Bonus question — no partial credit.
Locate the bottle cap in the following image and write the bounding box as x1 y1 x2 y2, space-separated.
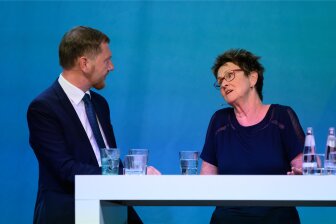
307 127 313 135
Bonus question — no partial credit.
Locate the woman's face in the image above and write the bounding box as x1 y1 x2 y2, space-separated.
217 62 256 105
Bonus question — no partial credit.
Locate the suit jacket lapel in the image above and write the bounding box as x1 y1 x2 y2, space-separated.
52 81 84 131
51 80 99 164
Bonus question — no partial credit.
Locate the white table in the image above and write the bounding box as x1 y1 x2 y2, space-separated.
75 175 336 224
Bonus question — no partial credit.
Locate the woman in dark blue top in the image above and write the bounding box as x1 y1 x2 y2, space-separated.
200 49 305 224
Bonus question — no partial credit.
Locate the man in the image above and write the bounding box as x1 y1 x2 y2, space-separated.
27 26 153 223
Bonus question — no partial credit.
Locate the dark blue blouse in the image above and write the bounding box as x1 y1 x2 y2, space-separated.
200 104 305 223
201 104 305 174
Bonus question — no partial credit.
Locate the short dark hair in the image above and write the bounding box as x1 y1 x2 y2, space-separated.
212 49 265 101
59 26 110 69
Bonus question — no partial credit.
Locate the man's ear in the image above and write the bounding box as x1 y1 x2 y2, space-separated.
78 56 89 72
249 71 258 87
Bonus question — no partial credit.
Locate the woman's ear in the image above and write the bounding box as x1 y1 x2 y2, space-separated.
249 71 258 88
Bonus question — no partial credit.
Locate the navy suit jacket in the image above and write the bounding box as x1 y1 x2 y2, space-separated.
27 80 125 223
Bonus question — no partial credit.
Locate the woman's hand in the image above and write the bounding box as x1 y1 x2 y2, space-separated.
287 167 302 175
288 153 303 175
200 161 218 175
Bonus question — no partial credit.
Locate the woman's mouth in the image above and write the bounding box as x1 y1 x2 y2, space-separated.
225 89 233 95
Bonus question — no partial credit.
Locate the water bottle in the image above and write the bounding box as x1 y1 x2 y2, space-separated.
324 127 336 175
302 127 317 175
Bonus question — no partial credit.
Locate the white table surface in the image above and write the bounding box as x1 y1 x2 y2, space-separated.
75 175 336 223
75 175 336 206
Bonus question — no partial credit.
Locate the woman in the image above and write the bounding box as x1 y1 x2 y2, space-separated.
200 49 304 224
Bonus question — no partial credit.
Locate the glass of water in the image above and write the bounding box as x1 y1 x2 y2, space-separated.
325 151 336 175
129 149 149 174
179 151 199 175
129 149 149 162
123 154 147 175
100 148 120 175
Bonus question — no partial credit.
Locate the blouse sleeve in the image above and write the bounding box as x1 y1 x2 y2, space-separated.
281 106 305 161
200 112 219 167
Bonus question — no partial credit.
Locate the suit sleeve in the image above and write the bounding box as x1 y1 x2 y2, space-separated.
27 99 101 185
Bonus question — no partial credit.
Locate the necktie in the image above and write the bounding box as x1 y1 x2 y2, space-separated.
82 94 106 149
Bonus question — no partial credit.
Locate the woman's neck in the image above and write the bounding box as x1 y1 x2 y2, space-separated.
233 99 269 127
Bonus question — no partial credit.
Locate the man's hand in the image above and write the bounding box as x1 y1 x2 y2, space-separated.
147 166 161 175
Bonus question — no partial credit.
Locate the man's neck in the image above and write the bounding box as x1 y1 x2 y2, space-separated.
62 70 91 92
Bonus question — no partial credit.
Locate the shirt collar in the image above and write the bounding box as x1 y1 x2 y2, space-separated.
58 74 90 105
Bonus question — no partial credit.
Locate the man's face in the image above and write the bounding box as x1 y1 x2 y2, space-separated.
86 42 114 90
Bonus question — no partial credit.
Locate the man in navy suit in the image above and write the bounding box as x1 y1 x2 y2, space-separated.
27 26 155 223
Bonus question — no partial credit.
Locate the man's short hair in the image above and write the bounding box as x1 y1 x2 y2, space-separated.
59 26 110 69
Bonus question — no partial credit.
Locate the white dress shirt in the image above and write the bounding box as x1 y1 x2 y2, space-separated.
58 74 109 166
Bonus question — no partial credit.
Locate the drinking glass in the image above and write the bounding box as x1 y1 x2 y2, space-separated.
179 151 199 175
325 151 336 175
123 154 147 175
129 149 149 174
129 149 149 162
100 148 120 175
